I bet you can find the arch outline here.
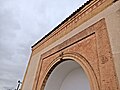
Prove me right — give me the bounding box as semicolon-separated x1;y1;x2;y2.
40;52;100;90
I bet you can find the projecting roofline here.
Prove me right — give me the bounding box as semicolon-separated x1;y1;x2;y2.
31;0;92;48
32;0;115;49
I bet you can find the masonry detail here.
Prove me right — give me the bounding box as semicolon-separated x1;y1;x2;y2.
21;0;120;90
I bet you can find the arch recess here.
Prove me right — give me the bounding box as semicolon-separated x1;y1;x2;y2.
40;52;100;90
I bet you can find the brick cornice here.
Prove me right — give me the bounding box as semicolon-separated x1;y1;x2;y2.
32;0;113;55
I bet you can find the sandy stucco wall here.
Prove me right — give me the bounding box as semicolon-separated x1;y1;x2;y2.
105;1;120;85
21;53;41;90
21;1;120;90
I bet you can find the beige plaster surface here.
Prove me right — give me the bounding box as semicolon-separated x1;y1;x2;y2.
21;53;41;90
113;53;120;85
105;1;120;85
105;1;120;54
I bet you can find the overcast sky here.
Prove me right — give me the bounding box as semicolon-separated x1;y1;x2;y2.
0;0;87;89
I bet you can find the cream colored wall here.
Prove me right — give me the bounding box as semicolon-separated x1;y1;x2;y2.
22;1;120;90
21;53;41;90
105;1;120;85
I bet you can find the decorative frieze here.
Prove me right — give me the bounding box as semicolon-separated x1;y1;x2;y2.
32;0;113;56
